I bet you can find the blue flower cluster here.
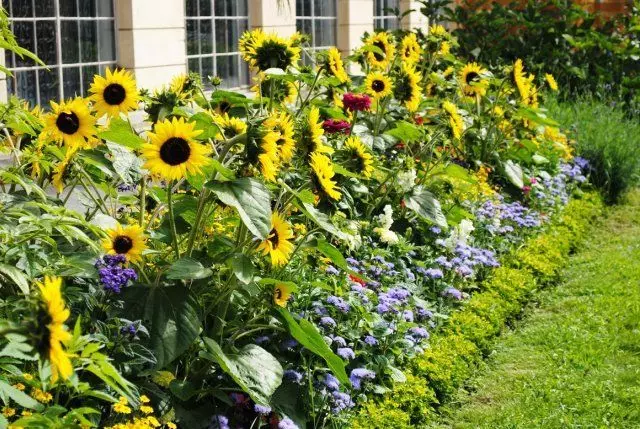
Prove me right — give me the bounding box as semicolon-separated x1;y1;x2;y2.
433;243;499;279
95;255;137;293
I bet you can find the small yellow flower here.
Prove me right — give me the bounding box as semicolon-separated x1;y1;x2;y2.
545;73;558;91
146;416;161;427
140;395;151;403
140;405;154;414
12;383;25;391
23;374;33;381
2;407;16;417
167;423;177;429
32;388;53;403
152;371;175;388
21;410;32;417
114;396;132;414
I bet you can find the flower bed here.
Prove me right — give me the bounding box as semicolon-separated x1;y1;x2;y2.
0;22;596;429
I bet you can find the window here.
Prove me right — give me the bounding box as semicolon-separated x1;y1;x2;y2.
3;0;116;106
296;0;337;61
185;0;249;89
374;0;400;30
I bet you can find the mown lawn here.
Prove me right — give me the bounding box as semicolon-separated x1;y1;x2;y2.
435;191;640;428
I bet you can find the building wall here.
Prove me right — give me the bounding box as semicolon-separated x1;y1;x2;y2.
457;0;632;18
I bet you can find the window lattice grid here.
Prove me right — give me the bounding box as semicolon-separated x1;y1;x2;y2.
185;0;250;89
3;0;116;107
296;0;337;62
374;0;400;30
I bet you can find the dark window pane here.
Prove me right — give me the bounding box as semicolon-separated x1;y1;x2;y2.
186;19;198;55
59;0;77;16
80;20;98;62
13;21;35;67
38;68;59;103
79;0;96;17
217;55;238;88
98;20;115;61
11;0;33;17
214;19;232;54
2;0;9;13
97;0;113;16
296;19;312;43
199;0;210;16
201;55;213;80
82;65;98;94
296;0;310;17
35;0;55;16
314;19;335;47
61;21;79;63
62;66;81;98
200;19;212;54
4;48;13;69
15;71;37;106
315;0;335;17
36;20;56;65
188;57;199;74
186;0;197;16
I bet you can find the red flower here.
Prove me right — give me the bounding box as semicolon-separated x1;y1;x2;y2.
349;274;366;286
522;185;531;194
414;115;424;125
322;119;351;134
343;92;372;112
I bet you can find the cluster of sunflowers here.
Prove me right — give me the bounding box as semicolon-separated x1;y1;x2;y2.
0;20;581;429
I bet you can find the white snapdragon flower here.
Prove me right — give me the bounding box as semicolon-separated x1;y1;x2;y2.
397;169;417;193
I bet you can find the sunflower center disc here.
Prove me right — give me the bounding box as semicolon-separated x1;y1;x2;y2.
268;228;280;248
466;72;479;85
56;112;80;135
160;137;191;166
372;80;385;92
113;235;134;254
103;83;127;105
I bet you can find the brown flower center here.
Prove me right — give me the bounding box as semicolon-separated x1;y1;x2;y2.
113;235;134;254
160;137;191;166
103;83;127;105
56;112;80;135
371;79;385;92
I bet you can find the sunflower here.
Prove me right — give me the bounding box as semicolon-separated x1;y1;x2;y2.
103;224;147;263
51;153;73;193
273;283;293;307
298;107;333;157
141;117;211;181
258;212;294;267
263;111;296;162
168;73;199;99
310;152;341;201
325;47;350;83
393;65;422;112
512;59;530;103
364;32;395;70
43;98;96;150
460;62;488;97
247;126;281;182
438;41;451;56
89;68;139;118
37;276;73;383
545;73;558;92
239;29;300;72
252;74;298;104
365;71;393;99
212;112;247;140
344;136;374;178
400;33;422;65
442;101;464;140
429;24;449;38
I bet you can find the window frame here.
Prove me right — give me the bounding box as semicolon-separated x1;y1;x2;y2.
373;0;400;31
296;0;338;56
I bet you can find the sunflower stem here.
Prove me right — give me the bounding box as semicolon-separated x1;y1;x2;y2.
167;181;181;260
138;175;146;227
296;68;323;118
186;188;208;257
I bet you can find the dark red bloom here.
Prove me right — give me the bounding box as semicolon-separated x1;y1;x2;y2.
522;185;531;194
349;274;366;286
323;119;351;134
342;92;371;112
414;115;424;125
400;199;406;208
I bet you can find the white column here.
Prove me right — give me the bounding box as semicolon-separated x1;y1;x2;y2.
248;0;297;37
115;0;187;91
0;50;7;103
337;0;374;56
400;0;429;31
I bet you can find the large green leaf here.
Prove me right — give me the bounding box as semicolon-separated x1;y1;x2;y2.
0;264;29;294
228;253;254;285
207;178;272;239
98;118;145;150
121;286;201;369
404;189;448;228
385;121;422;143
296;201;347;240
203;338;283;406
189;112;221;141
166;258;213;280
106;143;144;184
502;160;524;189
0;380;43;411
275;308;349;386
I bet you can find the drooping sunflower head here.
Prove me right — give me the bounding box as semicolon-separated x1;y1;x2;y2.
442;101;464;140
263;111;296;163
310;152;341;201
169;73;200;99
545;73;558;92
43;98;96;150
212;112;247;140
512;59;530;102
344;135;374;178
298;107;333;157
252;74;298;104
365;71;393;99
324;47;350;84
400;33;422;65
102;224;147;263
273;283;294;307
89;68;139;118
258;212;294;267
364;31;395;70
51;151;76;193
460;62;488;97
35;276;73;383
240;29;300;72
393;65;422;112
247;125;281;182
141;117;210;181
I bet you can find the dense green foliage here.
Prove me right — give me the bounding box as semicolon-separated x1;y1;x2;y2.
436;190;640;427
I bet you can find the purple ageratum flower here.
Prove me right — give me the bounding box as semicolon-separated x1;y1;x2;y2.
409;326;429;339
323;373;340;392
210;415;230;429
320;316;337;328
456;265;474;277
372;255;386;264
345;257;360;266
331;391;355;413
349;368;376;390
283;369;303;384
435;256;453;269
325;265;340;275
326;295;351;313
430;226;442;234
387;287;411;301
424;268;444;279
95;255;137;294
442;287;463;300
403;310;414;322
337;347;355;360
278;417;300;429
416;307;434;320
332;336;347;347
573;156;590;171
364;335;378;346
254;335;270;345
280;338;299;351
254;404;272;415
405;269;416;282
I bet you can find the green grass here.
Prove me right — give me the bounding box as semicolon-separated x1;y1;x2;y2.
546;97;640;204
434;190;640;428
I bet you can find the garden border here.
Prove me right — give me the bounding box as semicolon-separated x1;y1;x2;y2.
351;191;604;428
